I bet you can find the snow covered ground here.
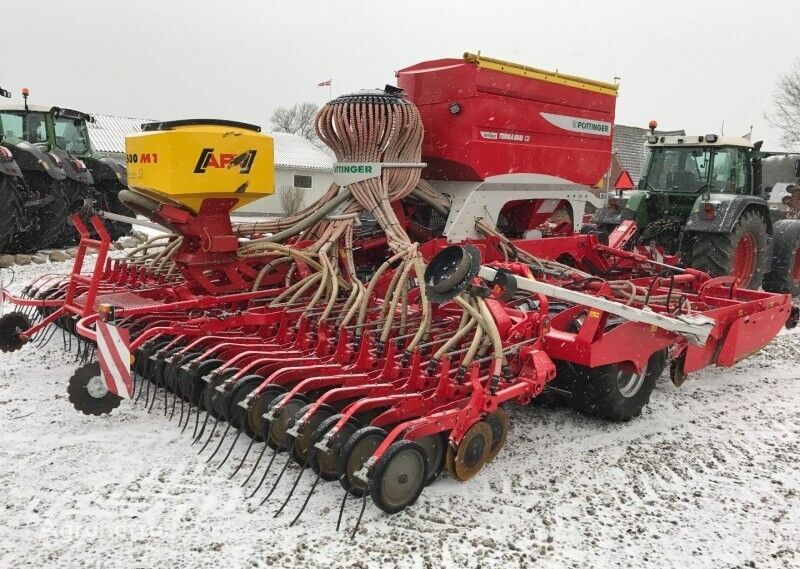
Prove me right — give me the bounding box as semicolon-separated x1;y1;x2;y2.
0;259;798;569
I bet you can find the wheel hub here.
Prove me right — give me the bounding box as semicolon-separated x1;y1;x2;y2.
86;375;109;399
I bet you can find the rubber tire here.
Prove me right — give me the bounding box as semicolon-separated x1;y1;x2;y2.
572;349;667;421
370;440;428;515
338;426;388;496
690;210;769;289
227;376;263;430
763;219;800;297
308;414;361;481
290;402;336;466
0;174;25;251
246;384;286;441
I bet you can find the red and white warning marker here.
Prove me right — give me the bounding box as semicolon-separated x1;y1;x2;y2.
96;319;133;399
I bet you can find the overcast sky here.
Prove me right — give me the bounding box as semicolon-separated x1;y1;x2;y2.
3;0;798;149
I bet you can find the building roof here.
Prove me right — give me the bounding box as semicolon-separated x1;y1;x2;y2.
267;131;333;171
88;114;154;154
612;124;685;182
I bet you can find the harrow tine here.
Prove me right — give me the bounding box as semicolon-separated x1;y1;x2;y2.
289;469;321;526
258;453;292;506
147;382;159;413
162;384;168;416
216;425;243;470
182;402;194;434
197;416;220;453
193;409;212;444
228;435;256;479
134;373;145;404
350;492;368;540
247;447;280;498
168;390;178;421
335;491;349;531
241;443;269;487
205;421;231;463
143;372;153;408
177;395;185;425
273;454;310;518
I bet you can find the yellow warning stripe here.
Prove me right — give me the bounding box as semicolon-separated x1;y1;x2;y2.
464;52;619;97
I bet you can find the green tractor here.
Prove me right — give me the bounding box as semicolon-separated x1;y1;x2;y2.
0;89;132;249
587;128;800;296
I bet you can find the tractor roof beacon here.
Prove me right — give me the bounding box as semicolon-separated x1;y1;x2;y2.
589;124;800;296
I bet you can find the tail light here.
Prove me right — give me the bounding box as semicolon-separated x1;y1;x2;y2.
70;159;87;172
702;202;716;220
0;146;12;161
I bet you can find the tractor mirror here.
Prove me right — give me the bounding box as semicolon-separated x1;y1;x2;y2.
794;159;800;178
614;170;635;191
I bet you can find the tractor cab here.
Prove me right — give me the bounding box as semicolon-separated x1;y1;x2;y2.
0;103;94;158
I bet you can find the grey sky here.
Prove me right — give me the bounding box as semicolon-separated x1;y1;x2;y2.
3;0;798;150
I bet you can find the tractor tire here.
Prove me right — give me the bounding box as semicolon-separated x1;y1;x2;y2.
96;180;132;239
572;349;667;421
15;179;70;251
763;219;800;297
0;174;25;251
690;210;769;290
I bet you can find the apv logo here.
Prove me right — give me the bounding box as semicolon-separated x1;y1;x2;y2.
193;148;257;174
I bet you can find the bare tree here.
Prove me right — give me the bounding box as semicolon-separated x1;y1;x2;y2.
768;59;800;150
279;185;305;216
270;102;319;143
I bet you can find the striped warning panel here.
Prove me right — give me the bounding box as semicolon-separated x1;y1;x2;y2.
96;320;132;399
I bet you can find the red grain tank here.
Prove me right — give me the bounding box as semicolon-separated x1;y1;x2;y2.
397;53;618;186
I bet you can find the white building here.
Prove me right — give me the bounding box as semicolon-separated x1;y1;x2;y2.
236;131;333;217
86;115;334;218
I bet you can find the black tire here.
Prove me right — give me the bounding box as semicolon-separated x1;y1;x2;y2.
370;440;428;515
572;349;667;421
339;426;388;496
308;414;361;481
245;384;286;441
67;362;122;416
16;179;70;251
227;376;263;431
0;174;26;251
96;180;132;239
265;393;308;450
690;210;770;289
290;402;336;466
763;219;800;297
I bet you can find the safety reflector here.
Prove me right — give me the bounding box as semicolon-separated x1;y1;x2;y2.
96;320;132;399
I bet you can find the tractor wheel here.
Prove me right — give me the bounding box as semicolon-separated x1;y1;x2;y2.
68;362;122;416
96;180;132;239
572;349;667;421
370;440;428;514
763;219;800;297
690;210;769;289
23;179;70;250
0;175;25;251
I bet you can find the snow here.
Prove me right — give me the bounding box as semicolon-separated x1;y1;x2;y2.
1;259;798;569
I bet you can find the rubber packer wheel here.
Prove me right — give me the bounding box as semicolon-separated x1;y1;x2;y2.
690;209;769;289
309;414;360;481
245;384;285;441
370;440;428;514
339;426;387;496
763;219;800;297
572;349;668;421
266;393;308;450
68;362;122;416
447;421;493;482
290;402;336;466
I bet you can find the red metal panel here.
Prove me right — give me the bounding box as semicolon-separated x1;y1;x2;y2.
397;58;616;184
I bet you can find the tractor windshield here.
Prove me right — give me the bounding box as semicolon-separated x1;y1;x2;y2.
642;146;711;193
53;115;90;155
0;111;48;145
